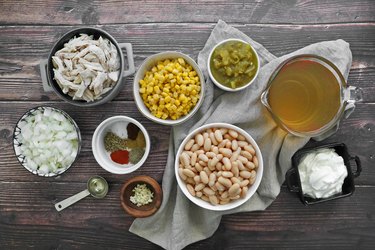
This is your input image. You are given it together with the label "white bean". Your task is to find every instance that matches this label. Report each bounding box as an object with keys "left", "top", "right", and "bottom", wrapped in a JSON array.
[
  {"left": 191, "top": 144, "right": 200, "bottom": 152},
  {"left": 193, "top": 175, "right": 201, "bottom": 183},
  {"left": 178, "top": 168, "right": 187, "bottom": 180},
  {"left": 190, "top": 152, "right": 197, "bottom": 166},
  {"left": 240, "top": 170, "right": 251, "bottom": 179},
  {"left": 184, "top": 139, "right": 195, "bottom": 151},
  {"left": 203, "top": 187, "right": 215, "bottom": 196},
  {"left": 195, "top": 133, "right": 204, "bottom": 146},
  {"left": 237, "top": 160, "right": 246, "bottom": 171},
  {"left": 222, "top": 157, "right": 232, "bottom": 171},
  {"left": 228, "top": 183, "right": 241, "bottom": 197},
  {"left": 218, "top": 177, "right": 232, "bottom": 188},
  {"left": 183, "top": 168, "right": 195, "bottom": 178},
  {"left": 241, "top": 186, "right": 248, "bottom": 198},
  {"left": 246, "top": 161, "right": 255, "bottom": 170},
  {"left": 180, "top": 152, "right": 190, "bottom": 167},
  {"left": 253, "top": 155, "right": 259, "bottom": 168},
  {"left": 237, "top": 134, "right": 246, "bottom": 141},
  {"left": 240, "top": 179, "right": 250, "bottom": 187},
  {"left": 214, "top": 130, "right": 223, "bottom": 142},
  {"left": 200, "top": 171, "right": 209, "bottom": 184},
  {"left": 240, "top": 150, "right": 253, "bottom": 161},
  {"left": 204, "top": 138, "right": 212, "bottom": 151},
  {"left": 209, "top": 132, "right": 218, "bottom": 145},
  {"left": 195, "top": 163, "right": 203, "bottom": 172},
  {"left": 231, "top": 140, "right": 238, "bottom": 151},
  {"left": 187, "top": 184, "right": 196, "bottom": 196},
  {"left": 215, "top": 181, "right": 226, "bottom": 191},
  {"left": 209, "top": 195, "right": 219, "bottom": 205},
  {"left": 198, "top": 153, "right": 209, "bottom": 162},
  {"left": 237, "top": 141, "right": 249, "bottom": 148},
  {"left": 219, "top": 148, "right": 232, "bottom": 158},
  {"left": 244, "top": 145, "right": 256, "bottom": 155},
  {"left": 228, "top": 129, "right": 238, "bottom": 138},
  {"left": 222, "top": 171, "right": 234, "bottom": 178},
  {"left": 194, "top": 183, "right": 205, "bottom": 191}
]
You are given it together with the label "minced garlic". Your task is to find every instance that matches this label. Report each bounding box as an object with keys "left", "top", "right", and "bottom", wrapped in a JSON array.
[{"left": 130, "top": 184, "right": 154, "bottom": 207}]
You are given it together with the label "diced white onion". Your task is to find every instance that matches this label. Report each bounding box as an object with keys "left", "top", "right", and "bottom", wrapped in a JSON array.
[{"left": 18, "top": 108, "right": 79, "bottom": 175}]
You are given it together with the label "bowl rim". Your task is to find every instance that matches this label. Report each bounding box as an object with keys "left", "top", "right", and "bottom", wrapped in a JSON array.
[
  {"left": 120, "top": 175, "right": 163, "bottom": 218},
  {"left": 12, "top": 106, "right": 82, "bottom": 177},
  {"left": 133, "top": 51, "right": 205, "bottom": 126},
  {"left": 92, "top": 115, "right": 151, "bottom": 174},
  {"left": 207, "top": 38, "right": 260, "bottom": 92},
  {"left": 46, "top": 27, "right": 126, "bottom": 107},
  {"left": 174, "top": 122, "right": 263, "bottom": 211}
]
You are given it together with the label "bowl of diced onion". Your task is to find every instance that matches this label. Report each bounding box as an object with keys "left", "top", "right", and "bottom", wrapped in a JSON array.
[
  {"left": 13, "top": 106, "right": 81, "bottom": 177},
  {"left": 133, "top": 51, "right": 205, "bottom": 126}
]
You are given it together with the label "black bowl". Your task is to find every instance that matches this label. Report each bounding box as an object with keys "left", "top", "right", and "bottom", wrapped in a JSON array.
[
  {"left": 285, "top": 142, "right": 361, "bottom": 205},
  {"left": 39, "top": 27, "right": 134, "bottom": 107}
]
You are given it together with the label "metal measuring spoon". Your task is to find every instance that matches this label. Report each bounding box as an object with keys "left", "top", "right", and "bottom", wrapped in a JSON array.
[{"left": 55, "top": 176, "right": 109, "bottom": 211}]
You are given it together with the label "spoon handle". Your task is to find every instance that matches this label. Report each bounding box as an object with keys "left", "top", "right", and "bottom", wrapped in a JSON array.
[{"left": 55, "top": 189, "right": 90, "bottom": 211}]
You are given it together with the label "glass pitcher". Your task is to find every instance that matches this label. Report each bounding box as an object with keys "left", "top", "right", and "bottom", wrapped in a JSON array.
[{"left": 261, "top": 54, "right": 362, "bottom": 140}]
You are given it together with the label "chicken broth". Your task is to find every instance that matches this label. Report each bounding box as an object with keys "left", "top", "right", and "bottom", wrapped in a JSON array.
[{"left": 268, "top": 59, "right": 341, "bottom": 132}]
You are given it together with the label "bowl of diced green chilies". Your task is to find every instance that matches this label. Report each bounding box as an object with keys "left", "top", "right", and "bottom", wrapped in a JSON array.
[
  {"left": 207, "top": 38, "right": 260, "bottom": 92},
  {"left": 92, "top": 116, "right": 151, "bottom": 174}
]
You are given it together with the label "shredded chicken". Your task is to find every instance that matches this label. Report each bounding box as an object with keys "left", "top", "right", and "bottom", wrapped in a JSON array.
[{"left": 52, "top": 34, "right": 120, "bottom": 102}]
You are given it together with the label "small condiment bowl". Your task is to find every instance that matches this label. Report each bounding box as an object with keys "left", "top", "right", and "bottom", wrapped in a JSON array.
[
  {"left": 133, "top": 51, "right": 205, "bottom": 126},
  {"left": 207, "top": 38, "right": 260, "bottom": 92},
  {"left": 92, "top": 116, "right": 150, "bottom": 174},
  {"left": 120, "top": 175, "right": 163, "bottom": 218},
  {"left": 286, "top": 142, "right": 362, "bottom": 205},
  {"left": 175, "top": 123, "right": 263, "bottom": 211},
  {"left": 13, "top": 106, "right": 82, "bottom": 177}
]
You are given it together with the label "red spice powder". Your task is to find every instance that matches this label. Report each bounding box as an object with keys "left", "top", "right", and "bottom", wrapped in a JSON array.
[{"left": 110, "top": 150, "right": 129, "bottom": 164}]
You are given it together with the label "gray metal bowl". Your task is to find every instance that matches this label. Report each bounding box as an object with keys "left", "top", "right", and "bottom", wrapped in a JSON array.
[
  {"left": 13, "top": 106, "right": 82, "bottom": 177},
  {"left": 39, "top": 27, "right": 135, "bottom": 107}
]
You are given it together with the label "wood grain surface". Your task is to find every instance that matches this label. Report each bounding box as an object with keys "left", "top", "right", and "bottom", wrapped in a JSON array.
[{"left": 0, "top": 0, "right": 374, "bottom": 249}]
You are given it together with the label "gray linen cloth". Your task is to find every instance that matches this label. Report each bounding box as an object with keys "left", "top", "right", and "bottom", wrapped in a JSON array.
[{"left": 129, "top": 20, "right": 353, "bottom": 249}]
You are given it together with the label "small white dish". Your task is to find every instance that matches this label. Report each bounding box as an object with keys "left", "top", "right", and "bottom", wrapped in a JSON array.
[
  {"left": 175, "top": 123, "right": 263, "bottom": 211},
  {"left": 133, "top": 51, "right": 205, "bottom": 126},
  {"left": 207, "top": 38, "right": 260, "bottom": 92},
  {"left": 92, "top": 116, "right": 150, "bottom": 174}
]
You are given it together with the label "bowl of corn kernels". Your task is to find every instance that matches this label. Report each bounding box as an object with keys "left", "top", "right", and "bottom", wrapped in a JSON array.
[{"left": 133, "top": 51, "right": 205, "bottom": 125}]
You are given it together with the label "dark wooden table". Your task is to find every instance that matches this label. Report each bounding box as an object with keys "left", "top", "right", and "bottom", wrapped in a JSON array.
[{"left": 1, "top": 1, "right": 374, "bottom": 249}]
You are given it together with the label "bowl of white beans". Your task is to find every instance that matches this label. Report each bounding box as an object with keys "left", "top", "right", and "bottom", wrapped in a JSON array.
[{"left": 175, "top": 123, "right": 263, "bottom": 211}]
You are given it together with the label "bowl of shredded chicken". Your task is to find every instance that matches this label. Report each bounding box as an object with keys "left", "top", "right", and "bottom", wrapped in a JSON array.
[{"left": 40, "top": 27, "right": 135, "bottom": 107}]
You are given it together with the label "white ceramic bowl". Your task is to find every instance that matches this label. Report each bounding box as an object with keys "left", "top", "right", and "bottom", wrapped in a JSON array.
[
  {"left": 175, "top": 123, "right": 263, "bottom": 211},
  {"left": 207, "top": 38, "right": 260, "bottom": 92},
  {"left": 92, "top": 116, "right": 150, "bottom": 174},
  {"left": 133, "top": 51, "right": 205, "bottom": 126}
]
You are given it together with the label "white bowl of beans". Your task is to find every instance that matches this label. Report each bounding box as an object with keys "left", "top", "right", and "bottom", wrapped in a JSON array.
[
  {"left": 175, "top": 123, "right": 263, "bottom": 211},
  {"left": 133, "top": 51, "right": 205, "bottom": 126}
]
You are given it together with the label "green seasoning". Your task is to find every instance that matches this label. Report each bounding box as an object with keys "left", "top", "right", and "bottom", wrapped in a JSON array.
[
  {"left": 104, "top": 132, "right": 126, "bottom": 152},
  {"left": 210, "top": 40, "right": 258, "bottom": 89},
  {"left": 129, "top": 148, "right": 145, "bottom": 164}
]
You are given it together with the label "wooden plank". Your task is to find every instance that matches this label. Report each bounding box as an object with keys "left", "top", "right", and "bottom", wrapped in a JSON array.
[
  {"left": 0, "top": 185, "right": 373, "bottom": 249},
  {"left": 0, "top": 0, "right": 374, "bottom": 25},
  {"left": 0, "top": 102, "right": 374, "bottom": 184},
  {"left": 0, "top": 24, "right": 374, "bottom": 102}
]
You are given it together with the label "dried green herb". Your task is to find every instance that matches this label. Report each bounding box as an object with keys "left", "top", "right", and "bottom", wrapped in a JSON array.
[
  {"left": 104, "top": 132, "right": 127, "bottom": 152},
  {"left": 129, "top": 148, "right": 145, "bottom": 164}
]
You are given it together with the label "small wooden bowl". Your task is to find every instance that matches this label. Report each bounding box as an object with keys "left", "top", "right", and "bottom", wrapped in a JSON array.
[{"left": 120, "top": 175, "right": 163, "bottom": 218}]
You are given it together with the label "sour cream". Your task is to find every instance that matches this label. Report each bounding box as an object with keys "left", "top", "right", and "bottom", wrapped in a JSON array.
[{"left": 298, "top": 148, "right": 348, "bottom": 199}]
